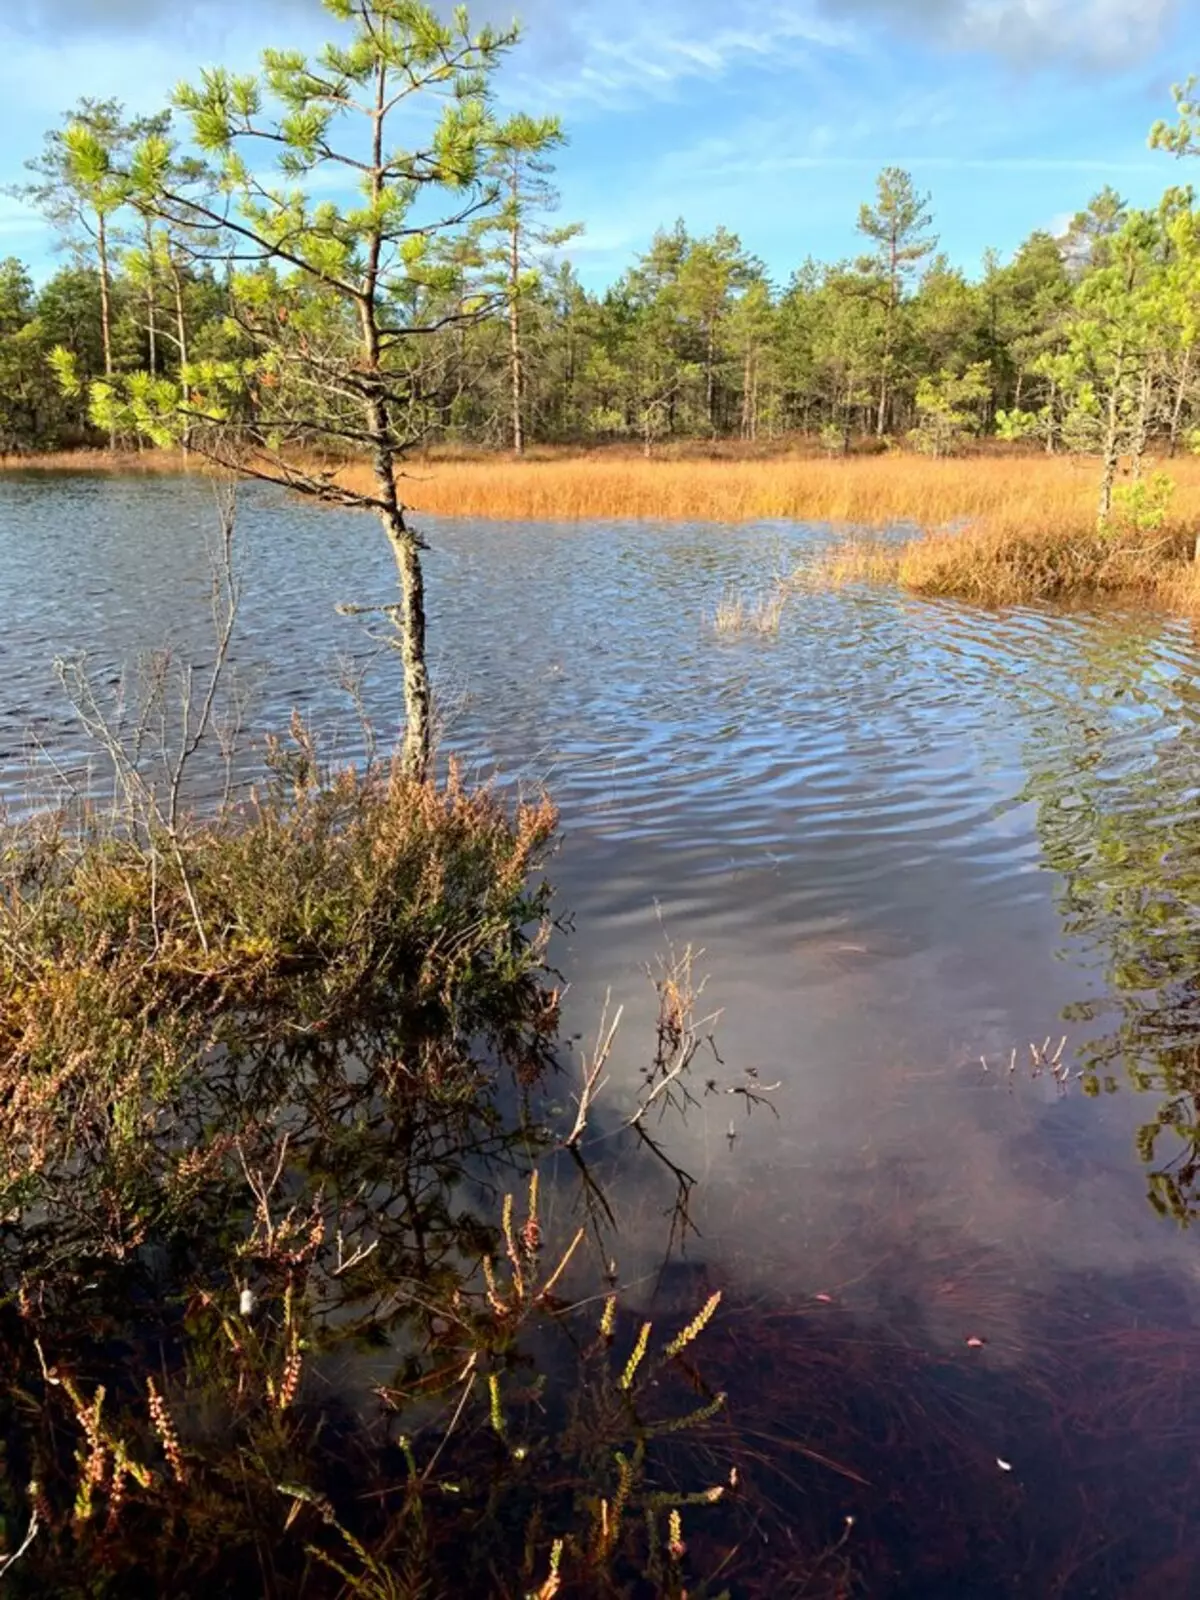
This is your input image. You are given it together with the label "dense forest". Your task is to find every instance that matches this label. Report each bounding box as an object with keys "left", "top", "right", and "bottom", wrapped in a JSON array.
[{"left": 3, "top": 92, "right": 1200, "bottom": 507}]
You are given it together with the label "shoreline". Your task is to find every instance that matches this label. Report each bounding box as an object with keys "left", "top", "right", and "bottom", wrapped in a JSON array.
[{"left": 8, "top": 445, "right": 1200, "bottom": 613}]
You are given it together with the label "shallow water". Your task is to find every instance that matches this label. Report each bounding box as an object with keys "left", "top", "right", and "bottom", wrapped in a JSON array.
[{"left": 5, "top": 472, "right": 1200, "bottom": 1594}]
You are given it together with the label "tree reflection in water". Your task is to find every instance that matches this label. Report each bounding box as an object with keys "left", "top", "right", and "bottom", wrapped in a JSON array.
[{"left": 1022, "top": 613, "right": 1200, "bottom": 1223}]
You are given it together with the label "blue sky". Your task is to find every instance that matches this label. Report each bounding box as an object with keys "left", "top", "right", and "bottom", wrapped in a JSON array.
[{"left": 0, "top": 0, "right": 1195, "bottom": 290}]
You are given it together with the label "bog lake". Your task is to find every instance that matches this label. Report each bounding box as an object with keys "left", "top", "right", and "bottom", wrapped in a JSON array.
[{"left": 6, "top": 470, "right": 1200, "bottom": 1595}]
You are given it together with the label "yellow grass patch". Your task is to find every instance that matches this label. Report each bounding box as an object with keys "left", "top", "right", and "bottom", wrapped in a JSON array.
[
  {"left": 0, "top": 448, "right": 198, "bottom": 474},
  {"left": 352, "top": 451, "right": 1200, "bottom": 534},
  {"left": 821, "top": 520, "right": 1200, "bottom": 607}
]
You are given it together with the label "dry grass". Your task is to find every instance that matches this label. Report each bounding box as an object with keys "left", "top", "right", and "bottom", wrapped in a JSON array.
[
  {"left": 357, "top": 451, "right": 1200, "bottom": 531},
  {"left": 0, "top": 447, "right": 199, "bottom": 474},
  {"left": 711, "top": 579, "right": 790, "bottom": 636},
  {"left": 820, "top": 516, "right": 1200, "bottom": 610},
  {"left": 371, "top": 450, "right": 1200, "bottom": 614},
  {"left": 12, "top": 445, "right": 1200, "bottom": 537}
]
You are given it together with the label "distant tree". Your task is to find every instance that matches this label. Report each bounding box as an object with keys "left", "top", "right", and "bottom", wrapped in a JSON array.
[
  {"left": 15, "top": 99, "right": 145, "bottom": 445},
  {"left": 811, "top": 264, "right": 886, "bottom": 448},
  {"left": 856, "top": 166, "right": 937, "bottom": 435},
  {"left": 482, "top": 113, "right": 580, "bottom": 454},
  {"left": 1060, "top": 186, "right": 1128, "bottom": 278},
  {"left": 910, "top": 256, "right": 983, "bottom": 406},
  {"left": 0, "top": 258, "right": 57, "bottom": 451},
  {"left": 910, "top": 362, "right": 991, "bottom": 457},
  {"left": 677, "top": 226, "right": 758, "bottom": 432},
  {"left": 1155, "top": 188, "right": 1200, "bottom": 455},
  {"left": 1055, "top": 212, "right": 1170, "bottom": 519},
  {"left": 728, "top": 273, "right": 776, "bottom": 440}
]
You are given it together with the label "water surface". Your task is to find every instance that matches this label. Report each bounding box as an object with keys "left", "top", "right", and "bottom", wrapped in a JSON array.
[{"left": 4, "top": 472, "right": 1200, "bottom": 1594}]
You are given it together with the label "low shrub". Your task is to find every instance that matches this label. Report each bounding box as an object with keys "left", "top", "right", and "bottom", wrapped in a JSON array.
[
  {"left": 817, "top": 517, "right": 1198, "bottom": 608},
  {"left": 0, "top": 726, "right": 752, "bottom": 1596}
]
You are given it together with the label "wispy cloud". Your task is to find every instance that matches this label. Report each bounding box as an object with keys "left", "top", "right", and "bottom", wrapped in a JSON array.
[
  {"left": 0, "top": 195, "right": 43, "bottom": 240},
  {"left": 7, "top": 0, "right": 1179, "bottom": 75},
  {"left": 491, "top": 0, "right": 856, "bottom": 112}
]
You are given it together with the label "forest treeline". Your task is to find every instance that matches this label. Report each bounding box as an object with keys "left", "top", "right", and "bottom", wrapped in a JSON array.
[{"left": 3, "top": 94, "right": 1200, "bottom": 515}]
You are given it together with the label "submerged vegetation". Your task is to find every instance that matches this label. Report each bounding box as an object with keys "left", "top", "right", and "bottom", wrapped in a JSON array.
[{"left": 711, "top": 579, "right": 790, "bottom": 637}]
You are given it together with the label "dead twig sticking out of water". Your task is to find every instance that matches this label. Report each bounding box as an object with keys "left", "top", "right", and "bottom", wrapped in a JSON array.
[
  {"left": 979, "top": 1035, "right": 1074, "bottom": 1093},
  {"left": 635, "top": 945, "right": 722, "bottom": 1119},
  {"left": 565, "top": 994, "right": 623, "bottom": 1150},
  {"left": 562, "top": 944, "right": 778, "bottom": 1254}
]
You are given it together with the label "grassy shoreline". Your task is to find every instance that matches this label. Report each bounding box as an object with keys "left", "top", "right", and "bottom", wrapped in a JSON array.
[{"left": 8, "top": 445, "right": 1200, "bottom": 612}]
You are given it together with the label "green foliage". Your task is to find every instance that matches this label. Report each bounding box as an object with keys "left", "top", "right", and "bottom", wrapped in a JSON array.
[
  {"left": 994, "top": 407, "right": 1042, "bottom": 441},
  {"left": 1111, "top": 470, "right": 1177, "bottom": 534},
  {"left": 909, "top": 362, "right": 991, "bottom": 457},
  {"left": 819, "top": 421, "right": 847, "bottom": 456}
]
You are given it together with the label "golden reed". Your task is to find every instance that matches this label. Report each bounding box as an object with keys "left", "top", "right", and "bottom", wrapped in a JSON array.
[{"left": 9, "top": 445, "right": 1200, "bottom": 610}]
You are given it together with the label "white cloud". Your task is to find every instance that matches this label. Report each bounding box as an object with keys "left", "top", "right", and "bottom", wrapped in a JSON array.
[{"left": 821, "top": 0, "right": 1177, "bottom": 68}]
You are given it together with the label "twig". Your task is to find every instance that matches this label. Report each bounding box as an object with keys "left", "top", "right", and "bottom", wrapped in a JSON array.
[
  {"left": 0, "top": 1507, "right": 40, "bottom": 1578},
  {"left": 565, "top": 996, "right": 622, "bottom": 1149}
]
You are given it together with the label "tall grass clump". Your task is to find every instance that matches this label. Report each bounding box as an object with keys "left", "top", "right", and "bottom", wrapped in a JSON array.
[{"left": 711, "top": 579, "right": 789, "bottom": 636}]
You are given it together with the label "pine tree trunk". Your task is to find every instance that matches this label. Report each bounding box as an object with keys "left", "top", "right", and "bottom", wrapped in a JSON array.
[
  {"left": 96, "top": 211, "right": 116, "bottom": 451},
  {"left": 1099, "top": 388, "right": 1122, "bottom": 523},
  {"left": 706, "top": 322, "right": 716, "bottom": 434},
  {"left": 389, "top": 517, "right": 432, "bottom": 778},
  {"left": 509, "top": 300, "right": 524, "bottom": 454},
  {"left": 1170, "top": 349, "right": 1191, "bottom": 457},
  {"left": 1131, "top": 368, "right": 1152, "bottom": 481},
  {"left": 170, "top": 254, "right": 190, "bottom": 459},
  {"left": 359, "top": 63, "right": 432, "bottom": 778},
  {"left": 876, "top": 269, "right": 896, "bottom": 437},
  {"left": 508, "top": 172, "right": 524, "bottom": 455},
  {"left": 144, "top": 215, "right": 158, "bottom": 377},
  {"left": 372, "top": 431, "right": 431, "bottom": 777}
]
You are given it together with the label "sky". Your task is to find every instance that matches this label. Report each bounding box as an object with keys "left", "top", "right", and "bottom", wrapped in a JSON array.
[{"left": 0, "top": 0, "right": 1196, "bottom": 290}]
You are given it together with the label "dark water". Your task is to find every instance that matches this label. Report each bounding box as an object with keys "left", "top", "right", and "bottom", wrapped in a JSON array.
[{"left": 6, "top": 472, "right": 1200, "bottom": 1594}]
